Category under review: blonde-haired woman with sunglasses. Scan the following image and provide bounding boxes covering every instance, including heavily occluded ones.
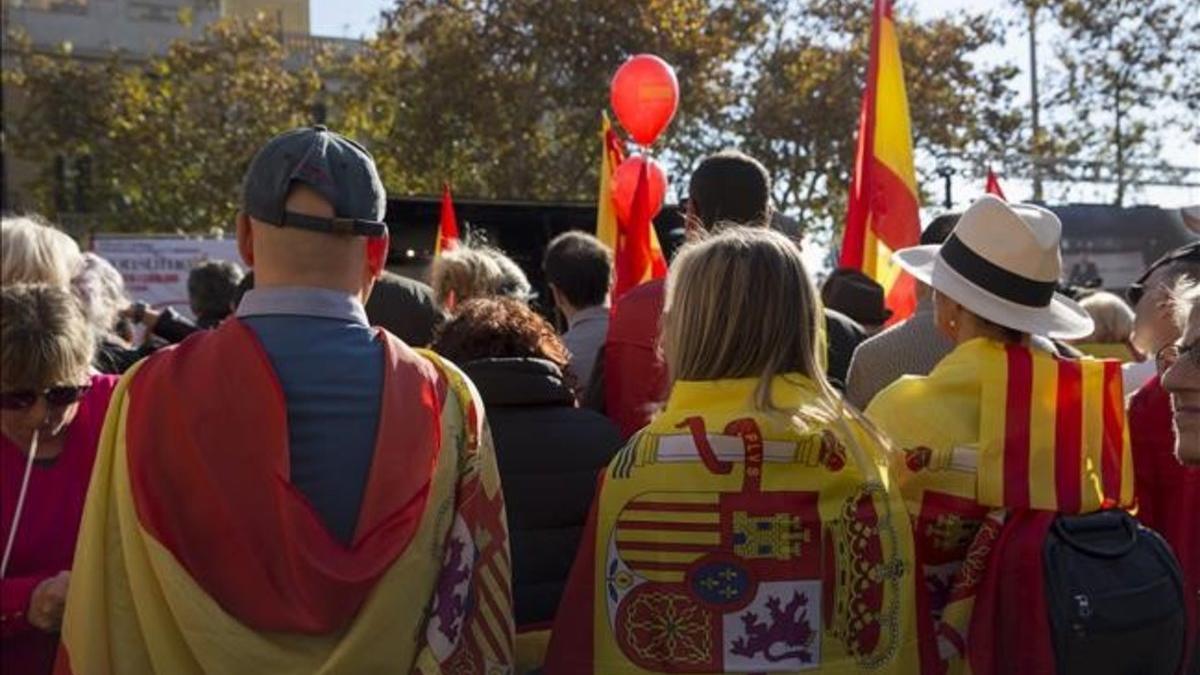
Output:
[544,227,920,674]
[1,284,117,675]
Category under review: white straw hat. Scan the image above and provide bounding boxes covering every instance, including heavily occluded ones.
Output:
[892,195,1094,339]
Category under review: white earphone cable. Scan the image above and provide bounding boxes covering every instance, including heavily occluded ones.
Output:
[1,429,40,580]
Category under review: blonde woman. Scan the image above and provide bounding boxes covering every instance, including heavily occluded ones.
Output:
[0,216,83,288]
[867,196,1177,674]
[1,285,118,675]
[431,244,531,311]
[1074,291,1137,361]
[543,227,921,674]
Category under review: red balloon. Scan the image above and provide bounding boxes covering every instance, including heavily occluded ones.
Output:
[610,54,679,147]
[612,155,667,224]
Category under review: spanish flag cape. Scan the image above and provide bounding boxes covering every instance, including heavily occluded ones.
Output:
[544,374,922,674]
[866,338,1133,674]
[55,320,514,674]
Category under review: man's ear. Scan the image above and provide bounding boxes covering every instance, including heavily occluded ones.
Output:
[236,212,254,267]
[366,232,390,279]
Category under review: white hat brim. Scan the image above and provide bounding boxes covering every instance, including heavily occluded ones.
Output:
[893,245,1094,340]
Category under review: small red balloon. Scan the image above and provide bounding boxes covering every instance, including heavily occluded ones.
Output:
[612,155,667,224]
[610,54,679,147]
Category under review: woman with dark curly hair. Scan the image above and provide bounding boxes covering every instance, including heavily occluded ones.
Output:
[432,297,621,651]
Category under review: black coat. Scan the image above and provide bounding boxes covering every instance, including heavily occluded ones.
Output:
[461,357,622,627]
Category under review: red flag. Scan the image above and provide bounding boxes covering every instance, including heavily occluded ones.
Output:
[985,167,1008,201]
[840,0,921,323]
[611,158,667,302]
[436,182,460,255]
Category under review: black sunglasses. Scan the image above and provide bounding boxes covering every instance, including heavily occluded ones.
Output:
[0,384,92,411]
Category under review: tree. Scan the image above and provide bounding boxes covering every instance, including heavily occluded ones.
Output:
[1043,0,1200,205]
[4,17,325,232]
[736,0,1019,237]
[334,0,770,202]
[1,37,122,217]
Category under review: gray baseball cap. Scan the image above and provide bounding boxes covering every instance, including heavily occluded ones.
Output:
[242,126,388,237]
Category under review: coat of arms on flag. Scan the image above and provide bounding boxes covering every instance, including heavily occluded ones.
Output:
[597,417,906,672]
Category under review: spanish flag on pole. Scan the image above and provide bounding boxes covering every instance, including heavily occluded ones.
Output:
[55,321,513,674]
[596,112,667,301]
[436,182,460,255]
[596,112,624,255]
[840,0,921,322]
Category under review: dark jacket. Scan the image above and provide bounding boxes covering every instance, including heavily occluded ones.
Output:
[366,271,442,347]
[824,308,867,391]
[460,357,622,627]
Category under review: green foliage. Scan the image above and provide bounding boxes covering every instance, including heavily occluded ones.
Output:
[738,0,1021,236]
[13,0,1187,233]
[4,17,323,232]
[333,0,769,202]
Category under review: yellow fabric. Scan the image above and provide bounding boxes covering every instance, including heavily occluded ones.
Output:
[863,228,903,298]
[1074,342,1135,362]
[867,338,1133,515]
[585,375,922,673]
[515,629,551,674]
[59,354,511,674]
[862,12,918,299]
[596,112,620,252]
[872,17,918,196]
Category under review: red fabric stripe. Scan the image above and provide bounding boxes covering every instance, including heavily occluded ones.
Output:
[884,271,917,326]
[839,0,884,269]
[617,541,713,553]
[968,511,1057,675]
[51,647,73,675]
[126,321,444,633]
[616,520,720,532]
[487,560,514,609]
[867,157,921,253]
[1100,361,1123,506]
[1054,359,1084,513]
[623,501,719,513]
[475,581,507,660]
[1003,346,1033,509]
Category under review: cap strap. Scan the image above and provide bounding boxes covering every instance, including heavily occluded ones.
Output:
[280,212,387,238]
[940,235,1056,308]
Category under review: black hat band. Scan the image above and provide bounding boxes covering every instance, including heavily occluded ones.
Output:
[939,234,1056,308]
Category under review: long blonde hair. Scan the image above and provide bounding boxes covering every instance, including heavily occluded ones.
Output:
[663,227,887,480]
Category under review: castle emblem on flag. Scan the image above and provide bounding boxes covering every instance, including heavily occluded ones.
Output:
[732,511,812,560]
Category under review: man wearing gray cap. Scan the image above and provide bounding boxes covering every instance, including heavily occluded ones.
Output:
[58,127,514,673]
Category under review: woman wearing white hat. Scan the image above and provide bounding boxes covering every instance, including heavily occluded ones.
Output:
[866,195,1146,673]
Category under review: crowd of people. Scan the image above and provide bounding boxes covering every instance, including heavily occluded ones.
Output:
[0,124,1197,675]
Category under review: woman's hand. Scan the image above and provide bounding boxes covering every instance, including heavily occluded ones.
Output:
[27,571,69,633]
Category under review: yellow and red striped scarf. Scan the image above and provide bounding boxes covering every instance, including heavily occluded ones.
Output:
[867,338,1133,673]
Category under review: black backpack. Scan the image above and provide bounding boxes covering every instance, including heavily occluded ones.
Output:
[1043,509,1189,675]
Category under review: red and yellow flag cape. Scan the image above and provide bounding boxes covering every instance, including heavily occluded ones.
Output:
[867,339,1133,673]
[55,321,513,674]
[840,0,921,323]
[545,375,922,673]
